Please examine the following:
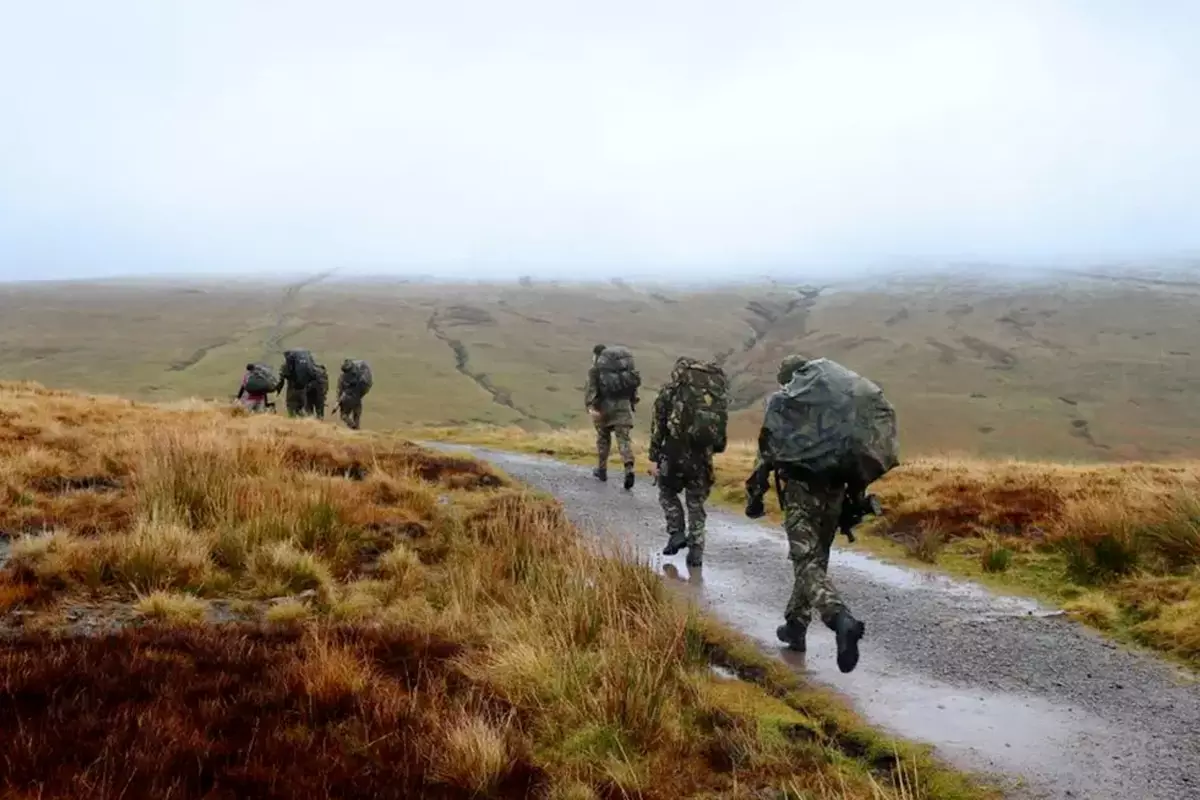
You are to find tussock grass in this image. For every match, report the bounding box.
[0,382,985,799]
[133,591,208,625]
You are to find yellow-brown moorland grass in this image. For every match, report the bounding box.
[0,383,988,800]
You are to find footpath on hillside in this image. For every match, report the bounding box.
[434,444,1200,800]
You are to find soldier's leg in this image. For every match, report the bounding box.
[286,388,305,417]
[593,422,611,480]
[349,402,362,430]
[614,425,635,489]
[783,480,846,625]
[683,465,712,566]
[659,480,687,555]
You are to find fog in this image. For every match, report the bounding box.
[1,1,1198,281]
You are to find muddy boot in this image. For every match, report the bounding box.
[685,544,703,568]
[593,466,607,482]
[775,619,806,652]
[828,609,865,673]
[623,463,635,490]
[662,532,688,556]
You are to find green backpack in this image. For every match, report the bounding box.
[665,359,729,454]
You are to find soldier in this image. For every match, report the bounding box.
[274,351,307,418]
[745,354,867,674]
[235,363,271,413]
[649,357,729,568]
[335,359,373,430]
[586,343,640,490]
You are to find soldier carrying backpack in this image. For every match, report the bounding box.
[585,344,641,490]
[649,357,729,567]
[274,349,321,418]
[744,354,898,674]
[334,359,373,430]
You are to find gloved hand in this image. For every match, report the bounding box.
[745,496,766,519]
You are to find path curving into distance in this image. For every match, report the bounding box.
[431,444,1200,800]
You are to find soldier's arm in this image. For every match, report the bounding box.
[274,363,290,393]
[648,389,670,464]
[744,426,774,503]
[584,366,599,410]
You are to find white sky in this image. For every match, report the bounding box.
[1,0,1198,280]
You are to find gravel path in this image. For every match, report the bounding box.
[436,445,1200,800]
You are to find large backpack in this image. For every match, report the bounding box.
[341,359,373,397]
[761,358,899,486]
[245,363,277,395]
[664,359,729,454]
[285,349,319,389]
[594,346,641,400]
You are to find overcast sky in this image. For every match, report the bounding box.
[1,0,1198,281]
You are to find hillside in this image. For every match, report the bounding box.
[2,270,1198,460]
[0,382,985,799]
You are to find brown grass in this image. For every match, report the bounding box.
[0,382,985,800]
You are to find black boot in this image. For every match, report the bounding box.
[662,532,688,556]
[828,609,865,673]
[593,466,607,482]
[685,544,703,568]
[775,619,806,652]
[623,464,635,490]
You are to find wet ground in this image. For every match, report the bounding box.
[436,444,1200,800]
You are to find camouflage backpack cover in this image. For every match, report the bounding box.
[245,363,277,395]
[284,349,319,389]
[341,359,373,397]
[664,358,729,454]
[762,358,898,485]
[594,346,641,400]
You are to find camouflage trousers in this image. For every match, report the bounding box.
[305,385,326,419]
[780,475,847,628]
[594,423,634,469]
[658,461,712,549]
[285,387,306,417]
[339,395,363,430]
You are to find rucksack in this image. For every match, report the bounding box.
[664,359,729,454]
[341,359,373,397]
[594,346,641,400]
[761,358,899,486]
[285,349,319,389]
[245,363,277,395]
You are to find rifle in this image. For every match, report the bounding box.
[838,491,883,543]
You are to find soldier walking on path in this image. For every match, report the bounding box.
[744,355,897,674]
[586,344,641,490]
[274,349,320,418]
[649,357,729,568]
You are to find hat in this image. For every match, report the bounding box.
[777,354,809,385]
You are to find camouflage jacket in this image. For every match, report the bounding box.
[585,365,634,426]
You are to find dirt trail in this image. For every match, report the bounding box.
[435,445,1200,800]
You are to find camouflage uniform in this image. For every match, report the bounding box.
[337,369,364,430]
[649,365,714,564]
[274,360,306,418]
[745,354,865,672]
[585,354,635,477]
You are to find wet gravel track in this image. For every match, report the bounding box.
[434,445,1200,800]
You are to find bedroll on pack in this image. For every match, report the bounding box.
[666,359,729,454]
[285,349,319,389]
[595,346,641,400]
[245,363,277,395]
[342,360,373,397]
[761,358,899,486]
